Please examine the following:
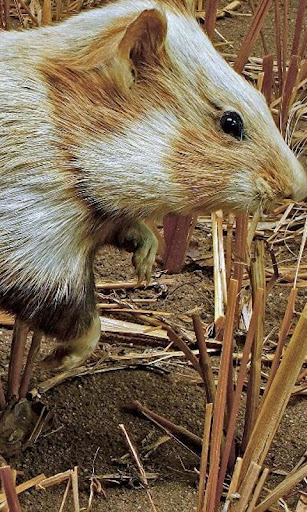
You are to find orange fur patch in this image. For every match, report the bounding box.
[38,8,169,152]
[166,123,292,214]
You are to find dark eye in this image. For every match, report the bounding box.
[220,111,244,140]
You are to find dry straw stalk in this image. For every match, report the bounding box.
[254,463,307,512]
[205,279,239,512]
[216,288,264,505]
[242,240,266,449]
[230,461,262,512]
[193,314,216,404]
[197,402,213,512]
[240,304,307,479]
[0,467,22,512]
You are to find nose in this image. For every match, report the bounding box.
[291,159,307,202]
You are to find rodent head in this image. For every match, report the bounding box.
[160,3,307,215]
[43,0,307,219]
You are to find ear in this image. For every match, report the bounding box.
[117,9,167,86]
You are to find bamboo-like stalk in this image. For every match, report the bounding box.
[193,314,216,403]
[239,304,307,480]
[274,0,283,94]
[234,0,273,73]
[197,403,213,512]
[205,0,219,41]
[242,240,265,451]
[37,470,73,490]
[223,458,243,512]
[299,30,307,58]
[119,424,147,485]
[19,331,42,399]
[230,461,262,512]
[58,479,71,512]
[254,463,307,512]
[0,381,6,411]
[248,0,269,55]
[246,209,262,254]
[204,279,239,512]
[3,0,10,30]
[246,468,269,512]
[212,212,225,335]
[1,467,14,512]
[167,327,203,379]
[0,467,21,512]
[0,0,3,29]
[263,287,297,399]
[294,218,307,289]
[216,288,264,506]
[257,71,264,93]
[291,0,306,56]
[0,475,46,506]
[212,211,227,336]
[262,54,274,104]
[55,0,62,21]
[233,215,248,326]
[282,0,289,77]
[71,467,80,512]
[163,214,196,273]
[7,319,29,400]
[12,0,25,28]
[14,0,38,26]
[42,0,52,24]
[128,401,203,448]
[217,211,227,307]
[280,55,299,132]
[226,214,235,288]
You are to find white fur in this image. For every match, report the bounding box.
[75,109,182,217]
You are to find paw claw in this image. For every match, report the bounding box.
[132,234,158,285]
[116,221,158,285]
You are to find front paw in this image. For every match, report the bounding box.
[132,227,158,284]
[117,221,158,284]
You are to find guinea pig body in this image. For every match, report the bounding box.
[0,0,306,369]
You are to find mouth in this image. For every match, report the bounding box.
[249,172,300,214]
[177,174,296,216]
[289,157,307,202]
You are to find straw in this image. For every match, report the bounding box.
[205,279,239,512]
[197,402,213,512]
[240,304,307,479]
[0,467,21,512]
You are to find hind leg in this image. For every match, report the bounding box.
[37,257,100,370]
[42,311,101,370]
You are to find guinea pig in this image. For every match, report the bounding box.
[0,0,306,370]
